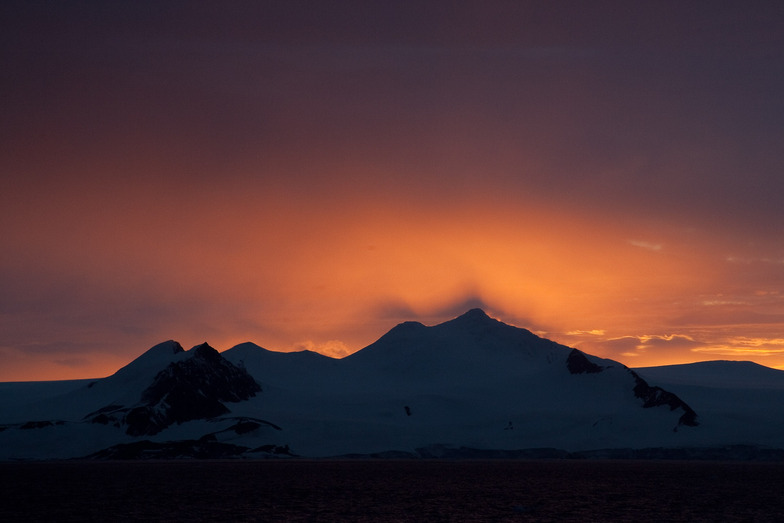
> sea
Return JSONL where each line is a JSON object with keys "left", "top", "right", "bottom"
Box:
{"left": 2, "top": 459, "right": 783, "bottom": 521}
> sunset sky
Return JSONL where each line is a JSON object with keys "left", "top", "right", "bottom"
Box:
{"left": 3, "top": 1, "right": 784, "bottom": 381}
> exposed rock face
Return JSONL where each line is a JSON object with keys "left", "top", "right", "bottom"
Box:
{"left": 86, "top": 439, "right": 252, "bottom": 460}
{"left": 88, "top": 343, "right": 261, "bottom": 436}
{"left": 125, "top": 343, "right": 261, "bottom": 436}
{"left": 86, "top": 438, "right": 295, "bottom": 460}
{"left": 566, "top": 349, "right": 604, "bottom": 374}
{"left": 566, "top": 349, "right": 698, "bottom": 427}
{"left": 630, "top": 370, "right": 699, "bottom": 427}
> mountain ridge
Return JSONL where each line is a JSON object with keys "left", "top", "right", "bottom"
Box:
{"left": 1, "top": 309, "right": 783, "bottom": 459}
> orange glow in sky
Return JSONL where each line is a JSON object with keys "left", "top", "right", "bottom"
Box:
{"left": 2, "top": 3, "right": 784, "bottom": 381}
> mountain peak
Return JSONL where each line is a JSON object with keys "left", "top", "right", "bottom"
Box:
{"left": 108, "top": 340, "right": 185, "bottom": 381}
{"left": 445, "top": 308, "right": 502, "bottom": 330}
{"left": 190, "top": 342, "right": 220, "bottom": 361}
{"left": 149, "top": 340, "right": 185, "bottom": 356}
{"left": 461, "top": 308, "right": 490, "bottom": 319}
{"left": 120, "top": 343, "right": 261, "bottom": 436}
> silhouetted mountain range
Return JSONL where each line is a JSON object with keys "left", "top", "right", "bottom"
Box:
{"left": 1, "top": 309, "right": 783, "bottom": 460}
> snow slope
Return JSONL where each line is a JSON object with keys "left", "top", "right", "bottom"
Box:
{"left": 220, "top": 309, "right": 698, "bottom": 456}
{"left": 635, "top": 361, "right": 784, "bottom": 448}
{"left": 2, "top": 309, "right": 784, "bottom": 459}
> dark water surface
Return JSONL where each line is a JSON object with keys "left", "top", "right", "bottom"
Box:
{"left": 2, "top": 459, "right": 784, "bottom": 521}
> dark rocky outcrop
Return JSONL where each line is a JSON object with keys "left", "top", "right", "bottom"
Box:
{"left": 415, "top": 445, "right": 571, "bottom": 459}
{"left": 86, "top": 439, "right": 251, "bottom": 460}
{"left": 630, "top": 370, "right": 699, "bottom": 426}
{"left": 207, "top": 417, "right": 282, "bottom": 438}
{"left": 86, "top": 438, "right": 295, "bottom": 460}
{"left": 86, "top": 404, "right": 124, "bottom": 426}
{"left": 86, "top": 343, "right": 262, "bottom": 436}
{"left": 230, "top": 420, "right": 263, "bottom": 435}
{"left": 247, "top": 444, "right": 295, "bottom": 456}
{"left": 566, "top": 349, "right": 697, "bottom": 427}
{"left": 123, "top": 343, "right": 261, "bottom": 436}
{"left": 566, "top": 349, "right": 604, "bottom": 374}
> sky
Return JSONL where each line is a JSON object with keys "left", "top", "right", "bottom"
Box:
{"left": 2, "top": 1, "right": 784, "bottom": 381}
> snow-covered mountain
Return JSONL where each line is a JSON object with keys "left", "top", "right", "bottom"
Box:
{"left": 1, "top": 309, "right": 783, "bottom": 460}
